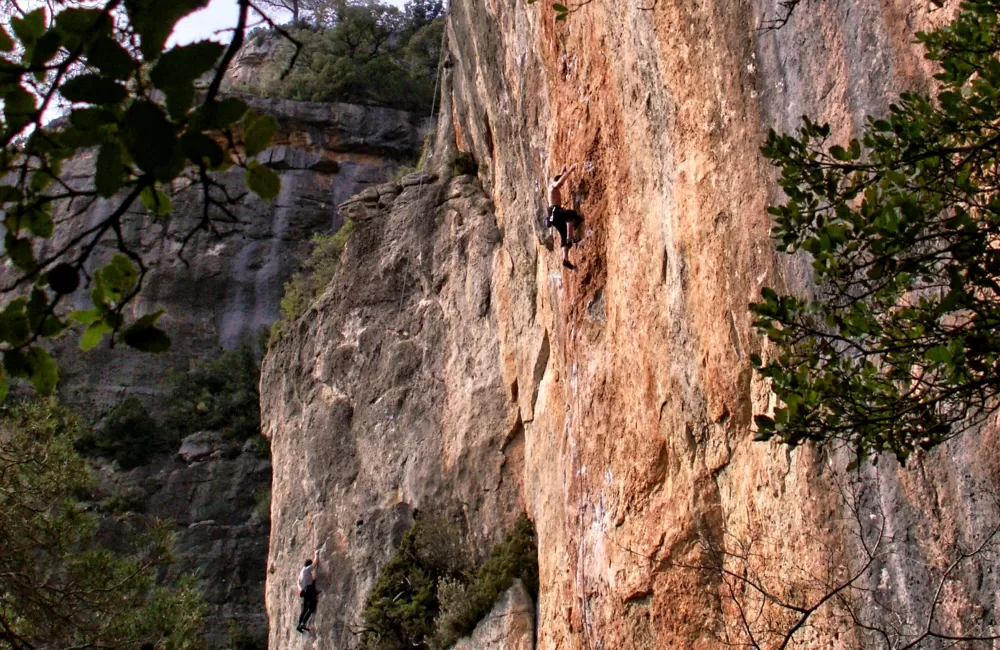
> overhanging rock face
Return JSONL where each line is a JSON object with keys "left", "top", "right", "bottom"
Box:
{"left": 262, "top": 1, "right": 1000, "bottom": 648}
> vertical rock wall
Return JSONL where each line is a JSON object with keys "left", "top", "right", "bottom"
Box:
{"left": 262, "top": 0, "right": 999, "bottom": 648}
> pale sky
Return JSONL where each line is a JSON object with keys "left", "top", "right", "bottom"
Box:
{"left": 170, "top": 0, "right": 251, "bottom": 46}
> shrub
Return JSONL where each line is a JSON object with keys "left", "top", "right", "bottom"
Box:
{"left": 253, "top": 488, "right": 271, "bottom": 522}
{"left": 361, "top": 516, "right": 465, "bottom": 650}
{"left": 361, "top": 513, "right": 539, "bottom": 650}
{"left": 77, "top": 397, "right": 175, "bottom": 470}
{"left": 163, "top": 343, "right": 261, "bottom": 442}
{"left": 101, "top": 486, "right": 147, "bottom": 515}
{"left": 277, "top": 220, "right": 357, "bottom": 326}
{"left": 450, "top": 151, "right": 478, "bottom": 177}
{"left": 432, "top": 514, "right": 538, "bottom": 648}
{"left": 230, "top": 3, "right": 444, "bottom": 114}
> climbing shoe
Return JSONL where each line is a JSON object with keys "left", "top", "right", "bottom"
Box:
{"left": 562, "top": 260, "right": 576, "bottom": 270}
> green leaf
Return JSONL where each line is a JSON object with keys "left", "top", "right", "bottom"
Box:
{"left": 96, "top": 254, "right": 138, "bottom": 299}
{"left": 60, "top": 74, "right": 127, "bottom": 105}
{"left": 80, "top": 319, "right": 112, "bottom": 351}
{"left": 25, "top": 346, "right": 57, "bottom": 395}
{"left": 94, "top": 140, "right": 125, "bottom": 198}
{"left": 11, "top": 8, "right": 46, "bottom": 49}
{"left": 54, "top": 8, "right": 109, "bottom": 51}
{"left": 150, "top": 40, "right": 225, "bottom": 89}
{"left": 243, "top": 112, "right": 279, "bottom": 157}
{"left": 69, "top": 107, "right": 117, "bottom": 131}
{"left": 69, "top": 309, "right": 103, "bottom": 325}
{"left": 140, "top": 186, "right": 172, "bottom": 215}
{"left": 0, "top": 27, "right": 13, "bottom": 52}
{"left": 5, "top": 233, "right": 35, "bottom": 272}
{"left": 86, "top": 37, "right": 135, "bottom": 80}
{"left": 26, "top": 206, "right": 53, "bottom": 238}
{"left": 95, "top": 141, "right": 124, "bottom": 197}
{"left": 180, "top": 131, "right": 224, "bottom": 167}
{"left": 3, "top": 349, "right": 29, "bottom": 378}
{"left": 29, "top": 30, "right": 61, "bottom": 80}
{"left": 925, "top": 346, "right": 951, "bottom": 363}
{"left": 4, "top": 86, "right": 37, "bottom": 132}
{"left": 122, "top": 101, "right": 180, "bottom": 179}
{"left": 552, "top": 2, "right": 568, "bottom": 10}
{"left": 164, "top": 84, "right": 196, "bottom": 119}
{"left": 194, "top": 97, "right": 247, "bottom": 130}
{"left": 123, "top": 310, "right": 171, "bottom": 353}
{"left": 245, "top": 162, "right": 281, "bottom": 200}
{"left": 124, "top": 0, "right": 209, "bottom": 59}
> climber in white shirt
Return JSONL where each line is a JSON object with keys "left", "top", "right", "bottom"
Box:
{"left": 296, "top": 559, "right": 318, "bottom": 633}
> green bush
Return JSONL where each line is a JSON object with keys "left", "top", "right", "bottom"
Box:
{"left": 101, "top": 486, "right": 147, "bottom": 515}
{"left": 78, "top": 397, "right": 175, "bottom": 470}
{"left": 277, "top": 220, "right": 357, "bottom": 326}
{"left": 163, "top": 344, "right": 261, "bottom": 442}
{"left": 361, "top": 516, "right": 465, "bottom": 650}
{"left": 230, "top": 1, "right": 444, "bottom": 113}
{"left": 432, "top": 514, "right": 538, "bottom": 648}
{"left": 253, "top": 488, "right": 271, "bottom": 522}
{"left": 450, "top": 151, "right": 478, "bottom": 177}
{"left": 361, "top": 513, "right": 538, "bottom": 650}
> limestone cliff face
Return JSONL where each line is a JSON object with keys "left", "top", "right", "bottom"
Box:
{"left": 262, "top": 1, "right": 999, "bottom": 648}
{"left": 54, "top": 97, "right": 427, "bottom": 412}
{"left": 31, "top": 99, "right": 426, "bottom": 647}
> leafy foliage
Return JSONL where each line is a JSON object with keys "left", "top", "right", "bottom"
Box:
{"left": 163, "top": 343, "right": 262, "bottom": 442}
{"left": 432, "top": 514, "right": 538, "bottom": 649}
{"left": 231, "top": 0, "right": 444, "bottom": 113}
{"left": 361, "top": 514, "right": 538, "bottom": 650}
{"left": 77, "top": 395, "right": 175, "bottom": 469}
{"left": 450, "top": 151, "right": 478, "bottom": 177}
{"left": 277, "top": 220, "right": 357, "bottom": 327}
{"left": 361, "top": 519, "right": 448, "bottom": 650}
{"left": 0, "top": 400, "right": 205, "bottom": 649}
{"left": 0, "top": 0, "right": 282, "bottom": 397}
{"left": 751, "top": 0, "right": 1000, "bottom": 463}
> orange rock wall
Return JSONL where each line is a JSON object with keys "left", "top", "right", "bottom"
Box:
{"left": 446, "top": 0, "right": 996, "bottom": 647}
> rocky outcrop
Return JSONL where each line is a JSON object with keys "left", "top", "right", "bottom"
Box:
{"left": 453, "top": 581, "right": 535, "bottom": 650}
{"left": 262, "top": 1, "right": 998, "bottom": 649}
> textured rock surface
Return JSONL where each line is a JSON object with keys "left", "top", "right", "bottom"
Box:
{"left": 262, "top": 159, "right": 525, "bottom": 646}
{"left": 453, "top": 580, "right": 535, "bottom": 650}
{"left": 51, "top": 97, "right": 428, "bottom": 414}
{"left": 25, "top": 98, "right": 427, "bottom": 648}
{"left": 262, "top": 1, "right": 999, "bottom": 649}
{"left": 94, "top": 440, "right": 271, "bottom": 647}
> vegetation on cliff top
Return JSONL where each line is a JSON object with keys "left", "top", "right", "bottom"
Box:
{"left": 276, "top": 220, "right": 358, "bottom": 330}
{"left": 232, "top": 0, "right": 444, "bottom": 113}
{"left": 752, "top": 0, "right": 1000, "bottom": 463}
{"left": 0, "top": 399, "right": 205, "bottom": 648}
{"left": 0, "top": 0, "right": 282, "bottom": 398}
{"left": 361, "top": 513, "right": 538, "bottom": 650}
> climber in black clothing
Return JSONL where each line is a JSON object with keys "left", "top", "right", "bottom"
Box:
{"left": 546, "top": 163, "right": 582, "bottom": 270}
